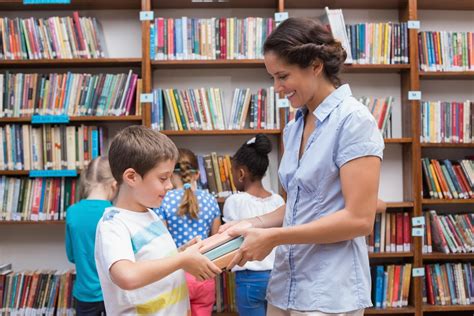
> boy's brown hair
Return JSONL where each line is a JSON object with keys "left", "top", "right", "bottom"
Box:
{"left": 108, "top": 125, "right": 178, "bottom": 184}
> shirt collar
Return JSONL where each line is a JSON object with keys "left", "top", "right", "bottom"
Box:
{"left": 295, "top": 84, "right": 352, "bottom": 122}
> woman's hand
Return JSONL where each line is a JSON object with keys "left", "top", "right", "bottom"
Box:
{"left": 218, "top": 220, "right": 249, "bottom": 233}
{"left": 227, "top": 227, "right": 278, "bottom": 269}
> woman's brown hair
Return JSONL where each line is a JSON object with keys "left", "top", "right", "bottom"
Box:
{"left": 176, "top": 148, "right": 200, "bottom": 219}
{"left": 264, "top": 17, "right": 347, "bottom": 87}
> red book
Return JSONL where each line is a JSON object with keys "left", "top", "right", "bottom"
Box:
{"left": 392, "top": 265, "right": 401, "bottom": 306}
{"left": 425, "top": 265, "right": 435, "bottom": 304}
{"left": 396, "top": 213, "right": 403, "bottom": 252}
{"left": 403, "top": 212, "right": 411, "bottom": 252}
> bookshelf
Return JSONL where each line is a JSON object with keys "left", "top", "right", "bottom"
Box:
{"left": 0, "top": 0, "right": 472, "bottom": 315}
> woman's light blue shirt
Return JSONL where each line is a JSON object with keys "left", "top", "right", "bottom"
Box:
{"left": 267, "top": 84, "right": 384, "bottom": 313}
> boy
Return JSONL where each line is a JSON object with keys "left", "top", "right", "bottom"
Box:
{"left": 95, "top": 126, "right": 221, "bottom": 315}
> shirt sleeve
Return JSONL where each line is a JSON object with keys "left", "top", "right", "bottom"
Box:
{"left": 222, "top": 196, "right": 238, "bottom": 223}
{"left": 96, "top": 218, "right": 135, "bottom": 271}
{"left": 65, "top": 221, "right": 74, "bottom": 263}
{"left": 334, "top": 108, "right": 384, "bottom": 169}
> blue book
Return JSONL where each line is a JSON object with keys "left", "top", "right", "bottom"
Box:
{"left": 203, "top": 236, "right": 244, "bottom": 261}
{"left": 375, "top": 265, "right": 384, "bottom": 307}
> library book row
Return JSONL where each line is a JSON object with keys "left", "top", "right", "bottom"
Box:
{"left": 0, "top": 71, "right": 141, "bottom": 118}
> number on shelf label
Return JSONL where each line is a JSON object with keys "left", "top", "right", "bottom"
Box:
{"left": 277, "top": 98, "right": 290, "bottom": 108}
{"left": 140, "top": 93, "right": 153, "bottom": 103}
{"left": 412, "top": 216, "right": 425, "bottom": 226}
{"left": 140, "top": 11, "right": 154, "bottom": 21}
{"left": 408, "top": 91, "right": 421, "bottom": 100}
{"left": 412, "top": 227, "right": 424, "bottom": 237}
{"left": 412, "top": 268, "right": 425, "bottom": 277}
{"left": 407, "top": 20, "right": 420, "bottom": 29}
{"left": 274, "top": 12, "right": 289, "bottom": 23}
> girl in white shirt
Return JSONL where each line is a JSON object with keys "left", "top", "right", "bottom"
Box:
{"left": 223, "top": 134, "right": 284, "bottom": 316}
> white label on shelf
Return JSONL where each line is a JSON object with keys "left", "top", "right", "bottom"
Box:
{"left": 412, "top": 216, "right": 425, "bottom": 226}
{"left": 408, "top": 91, "right": 421, "bottom": 100}
{"left": 407, "top": 20, "right": 420, "bottom": 29}
{"left": 140, "top": 93, "right": 153, "bottom": 103}
{"left": 139, "top": 11, "right": 154, "bottom": 21}
{"left": 274, "top": 12, "right": 289, "bottom": 23}
{"left": 412, "top": 267, "right": 425, "bottom": 277}
{"left": 277, "top": 98, "right": 290, "bottom": 108}
{"left": 412, "top": 227, "right": 424, "bottom": 237}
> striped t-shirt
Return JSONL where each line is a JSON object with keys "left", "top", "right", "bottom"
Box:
{"left": 95, "top": 207, "right": 189, "bottom": 315}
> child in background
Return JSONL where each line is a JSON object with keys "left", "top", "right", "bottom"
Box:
{"left": 157, "top": 148, "right": 221, "bottom": 316}
{"left": 223, "top": 134, "right": 284, "bottom": 316}
{"left": 94, "top": 126, "right": 220, "bottom": 316}
{"left": 65, "top": 156, "right": 117, "bottom": 316}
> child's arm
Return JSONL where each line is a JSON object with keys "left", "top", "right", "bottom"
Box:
{"left": 109, "top": 244, "right": 221, "bottom": 290}
{"left": 65, "top": 223, "right": 75, "bottom": 263}
{"left": 210, "top": 217, "right": 221, "bottom": 236}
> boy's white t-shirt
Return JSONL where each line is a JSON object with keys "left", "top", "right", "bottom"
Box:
{"left": 223, "top": 192, "right": 285, "bottom": 272}
{"left": 95, "top": 207, "right": 189, "bottom": 316}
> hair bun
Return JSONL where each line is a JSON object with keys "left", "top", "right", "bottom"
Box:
{"left": 252, "top": 134, "right": 272, "bottom": 155}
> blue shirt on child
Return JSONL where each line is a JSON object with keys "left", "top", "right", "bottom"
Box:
{"left": 156, "top": 189, "right": 221, "bottom": 248}
{"left": 65, "top": 199, "right": 112, "bottom": 302}
{"left": 267, "top": 84, "right": 384, "bottom": 313}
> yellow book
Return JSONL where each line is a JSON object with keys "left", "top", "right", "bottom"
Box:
{"left": 429, "top": 163, "right": 443, "bottom": 198}
{"left": 168, "top": 89, "right": 183, "bottom": 130}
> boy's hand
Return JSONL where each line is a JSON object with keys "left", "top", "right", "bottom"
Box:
{"left": 180, "top": 243, "right": 221, "bottom": 281}
{"left": 178, "top": 236, "right": 201, "bottom": 252}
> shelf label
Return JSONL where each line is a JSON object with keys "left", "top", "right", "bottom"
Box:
{"left": 408, "top": 91, "right": 421, "bottom": 100}
{"left": 274, "top": 12, "right": 289, "bottom": 23}
{"left": 29, "top": 170, "right": 78, "bottom": 178}
{"left": 412, "top": 216, "right": 425, "bottom": 226}
{"left": 412, "top": 227, "right": 424, "bottom": 237}
{"left": 412, "top": 267, "right": 425, "bottom": 277}
{"left": 140, "top": 93, "right": 153, "bottom": 103}
{"left": 277, "top": 98, "right": 290, "bottom": 108}
{"left": 140, "top": 11, "right": 154, "bottom": 21}
{"left": 407, "top": 20, "right": 420, "bottom": 29}
{"left": 24, "top": 0, "right": 71, "bottom": 3}
{"left": 31, "top": 114, "right": 70, "bottom": 124}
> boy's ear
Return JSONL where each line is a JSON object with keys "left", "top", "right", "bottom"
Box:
{"left": 122, "top": 168, "right": 139, "bottom": 186}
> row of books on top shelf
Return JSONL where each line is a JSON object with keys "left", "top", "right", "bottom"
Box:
{"left": 418, "top": 31, "right": 474, "bottom": 72}
{"left": 423, "top": 263, "right": 473, "bottom": 306}
{"left": 151, "top": 87, "right": 280, "bottom": 131}
{"left": 421, "top": 158, "right": 474, "bottom": 200}
{"left": 345, "top": 22, "right": 409, "bottom": 65}
{"left": 0, "top": 124, "right": 107, "bottom": 171}
{"left": 367, "top": 212, "right": 411, "bottom": 254}
{"left": 0, "top": 13, "right": 105, "bottom": 60}
{"left": 423, "top": 210, "right": 473, "bottom": 254}
{"left": 150, "top": 17, "right": 274, "bottom": 61}
{"left": 0, "top": 71, "right": 142, "bottom": 118}
{"left": 371, "top": 264, "right": 412, "bottom": 309}
{"left": 0, "top": 177, "right": 79, "bottom": 221}
{"left": 421, "top": 101, "right": 473, "bottom": 144}
{"left": 0, "top": 264, "right": 75, "bottom": 315}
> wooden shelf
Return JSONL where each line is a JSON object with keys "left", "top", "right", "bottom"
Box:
{"left": 152, "top": 59, "right": 265, "bottom": 69}
{"left": 419, "top": 71, "right": 474, "bottom": 80}
{"left": 153, "top": 0, "right": 278, "bottom": 9}
{"left": 0, "top": 58, "right": 142, "bottom": 69}
{"left": 0, "top": 170, "right": 29, "bottom": 176}
{"left": 387, "top": 202, "right": 414, "bottom": 208}
{"left": 421, "top": 143, "right": 474, "bottom": 148}
{"left": 344, "top": 64, "right": 411, "bottom": 73}
{"left": 422, "top": 199, "right": 474, "bottom": 205}
{"left": 417, "top": 0, "right": 474, "bottom": 10}
{"left": 0, "top": 0, "right": 142, "bottom": 10}
{"left": 0, "top": 220, "right": 65, "bottom": 225}
{"left": 369, "top": 252, "right": 414, "bottom": 259}
{"left": 385, "top": 138, "right": 412, "bottom": 144}
{"left": 365, "top": 307, "right": 416, "bottom": 314}
{"left": 161, "top": 129, "right": 282, "bottom": 136}
{"left": 423, "top": 304, "right": 474, "bottom": 312}
{"left": 0, "top": 116, "right": 143, "bottom": 124}
{"left": 284, "top": 0, "right": 409, "bottom": 9}
{"left": 423, "top": 253, "right": 474, "bottom": 261}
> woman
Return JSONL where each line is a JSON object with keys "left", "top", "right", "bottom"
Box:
{"left": 221, "top": 17, "right": 384, "bottom": 315}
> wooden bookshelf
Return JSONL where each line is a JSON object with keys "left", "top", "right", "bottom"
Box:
{"left": 423, "top": 305, "right": 474, "bottom": 312}
{"left": 343, "top": 64, "right": 411, "bottom": 73}
{"left": 0, "top": 116, "right": 143, "bottom": 124}
{"left": 385, "top": 138, "right": 413, "bottom": 144}
{"left": 161, "top": 129, "right": 282, "bottom": 136}
{"left": 369, "top": 252, "right": 414, "bottom": 259}
{"left": 386, "top": 202, "right": 415, "bottom": 208}
{"left": 419, "top": 71, "right": 474, "bottom": 80}
{"left": 0, "top": 58, "right": 142, "bottom": 69}
{"left": 420, "top": 143, "right": 474, "bottom": 148}
{"left": 0, "top": 220, "right": 65, "bottom": 225}
{"left": 152, "top": 59, "right": 265, "bottom": 69}
{"left": 365, "top": 307, "right": 416, "bottom": 314}
{"left": 0, "top": 170, "right": 29, "bottom": 176}
{"left": 423, "top": 253, "right": 474, "bottom": 261}
{"left": 417, "top": 0, "right": 474, "bottom": 10}
{"left": 421, "top": 199, "right": 474, "bottom": 205}
{"left": 0, "top": 0, "right": 142, "bottom": 10}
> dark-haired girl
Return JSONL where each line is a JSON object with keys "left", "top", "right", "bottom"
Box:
{"left": 220, "top": 17, "right": 384, "bottom": 315}
{"left": 223, "top": 134, "right": 284, "bottom": 316}
{"left": 157, "top": 148, "right": 221, "bottom": 316}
